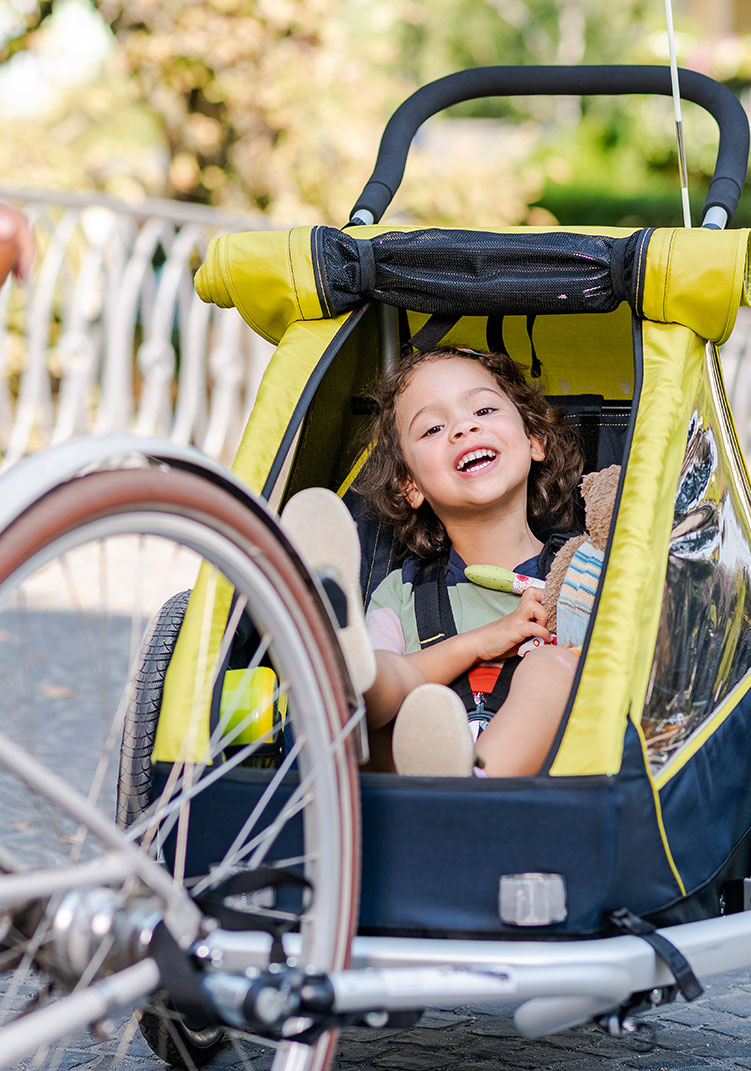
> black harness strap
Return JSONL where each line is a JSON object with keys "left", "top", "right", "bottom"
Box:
{"left": 486, "top": 314, "right": 507, "bottom": 354}
{"left": 403, "top": 313, "right": 460, "bottom": 355}
{"left": 610, "top": 908, "right": 704, "bottom": 1002}
{"left": 413, "top": 554, "right": 517, "bottom": 717}
{"left": 412, "top": 554, "right": 451, "bottom": 648}
{"left": 475, "top": 656, "right": 521, "bottom": 716}
{"left": 578, "top": 407, "right": 602, "bottom": 474}
{"left": 526, "top": 314, "right": 543, "bottom": 379}
{"left": 538, "top": 529, "right": 581, "bottom": 574}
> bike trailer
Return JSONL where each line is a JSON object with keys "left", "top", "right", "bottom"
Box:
{"left": 151, "top": 66, "right": 751, "bottom": 941}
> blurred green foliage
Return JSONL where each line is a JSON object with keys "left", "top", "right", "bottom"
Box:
{"left": 1, "top": 0, "right": 749, "bottom": 227}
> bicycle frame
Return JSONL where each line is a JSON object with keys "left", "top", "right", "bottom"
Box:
{"left": 195, "top": 909, "right": 751, "bottom": 1038}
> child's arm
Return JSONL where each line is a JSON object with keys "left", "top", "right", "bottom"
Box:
{"left": 365, "top": 588, "right": 549, "bottom": 729}
{"left": 405, "top": 586, "right": 549, "bottom": 686}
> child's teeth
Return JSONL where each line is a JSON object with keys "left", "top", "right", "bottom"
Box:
{"left": 458, "top": 449, "right": 496, "bottom": 471}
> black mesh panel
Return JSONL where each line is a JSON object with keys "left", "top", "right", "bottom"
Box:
{"left": 313, "top": 226, "right": 648, "bottom": 319}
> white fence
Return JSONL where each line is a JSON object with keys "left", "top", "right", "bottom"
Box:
{"left": 0, "top": 186, "right": 274, "bottom": 469}
{"left": 1, "top": 185, "right": 750, "bottom": 468}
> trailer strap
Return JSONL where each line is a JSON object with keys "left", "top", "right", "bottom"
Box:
{"left": 150, "top": 920, "right": 219, "bottom": 1026}
{"left": 609, "top": 907, "right": 704, "bottom": 1001}
{"left": 194, "top": 866, "right": 313, "bottom": 964}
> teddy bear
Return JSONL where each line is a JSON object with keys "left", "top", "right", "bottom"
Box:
{"left": 543, "top": 463, "right": 621, "bottom": 644}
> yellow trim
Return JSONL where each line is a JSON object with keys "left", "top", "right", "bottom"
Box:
{"left": 632, "top": 716, "right": 686, "bottom": 895}
{"left": 194, "top": 227, "right": 323, "bottom": 345}
{"left": 337, "top": 441, "right": 374, "bottom": 498}
{"left": 290, "top": 227, "right": 324, "bottom": 322}
{"left": 653, "top": 669, "right": 751, "bottom": 791}
{"left": 231, "top": 318, "right": 349, "bottom": 496}
{"left": 707, "top": 338, "right": 751, "bottom": 544}
{"left": 551, "top": 323, "right": 705, "bottom": 775}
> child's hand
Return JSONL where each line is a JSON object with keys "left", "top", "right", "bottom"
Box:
{"left": 0, "top": 205, "right": 34, "bottom": 285}
{"left": 472, "top": 587, "right": 550, "bottom": 662}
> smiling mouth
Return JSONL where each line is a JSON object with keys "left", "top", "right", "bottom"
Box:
{"left": 456, "top": 448, "right": 498, "bottom": 473}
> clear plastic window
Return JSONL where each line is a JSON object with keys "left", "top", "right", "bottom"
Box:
{"left": 643, "top": 356, "right": 751, "bottom": 772}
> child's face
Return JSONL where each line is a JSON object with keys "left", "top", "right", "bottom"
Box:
{"left": 395, "top": 357, "right": 544, "bottom": 523}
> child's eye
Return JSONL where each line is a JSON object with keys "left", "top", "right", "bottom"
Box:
{"left": 422, "top": 424, "right": 443, "bottom": 437}
{"left": 476, "top": 406, "right": 496, "bottom": 416}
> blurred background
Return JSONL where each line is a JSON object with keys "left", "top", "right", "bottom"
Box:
{"left": 1, "top": 0, "right": 749, "bottom": 228}
{"left": 0, "top": 0, "right": 749, "bottom": 466}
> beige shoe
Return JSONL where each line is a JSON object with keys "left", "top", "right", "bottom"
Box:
{"left": 392, "top": 683, "right": 476, "bottom": 777}
{"left": 280, "top": 487, "right": 376, "bottom": 694}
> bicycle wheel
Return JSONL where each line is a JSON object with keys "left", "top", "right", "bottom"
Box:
{"left": 0, "top": 463, "right": 361, "bottom": 1071}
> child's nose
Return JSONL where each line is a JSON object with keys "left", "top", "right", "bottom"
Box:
{"left": 450, "top": 416, "right": 481, "bottom": 440}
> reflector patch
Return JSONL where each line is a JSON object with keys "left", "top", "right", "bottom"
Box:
{"left": 499, "top": 873, "right": 567, "bottom": 926}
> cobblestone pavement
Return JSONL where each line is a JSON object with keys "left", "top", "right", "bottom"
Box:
{"left": 45, "top": 966, "right": 751, "bottom": 1070}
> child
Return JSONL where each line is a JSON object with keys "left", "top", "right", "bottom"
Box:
{"left": 283, "top": 346, "right": 584, "bottom": 777}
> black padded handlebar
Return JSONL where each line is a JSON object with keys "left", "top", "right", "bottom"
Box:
{"left": 350, "top": 65, "right": 749, "bottom": 226}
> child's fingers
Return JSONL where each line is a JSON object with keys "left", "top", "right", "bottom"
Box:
{"left": 518, "top": 597, "right": 548, "bottom": 626}
{"left": 504, "top": 620, "right": 551, "bottom": 657}
{"left": 521, "top": 620, "right": 550, "bottom": 642}
{"left": 506, "top": 616, "right": 550, "bottom": 643}
{"left": 519, "top": 586, "right": 544, "bottom": 606}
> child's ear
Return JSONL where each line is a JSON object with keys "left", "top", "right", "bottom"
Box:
{"left": 529, "top": 436, "right": 545, "bottom": 462}
{"left": 403, "top": 480, "right": 424, "bottom": 510}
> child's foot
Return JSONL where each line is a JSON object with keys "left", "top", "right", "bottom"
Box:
{"left": 280, "top": 487, "right": 376, "bottom": 694}
{"left": 392, "top": 683, "right": 476, "bottom": 777}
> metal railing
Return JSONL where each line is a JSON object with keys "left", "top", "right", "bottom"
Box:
{"left": 0, "top": 186, "right": 275, "bottom": 469}
{"left": 1, "top": 186, "right": 750, "bottom": 467}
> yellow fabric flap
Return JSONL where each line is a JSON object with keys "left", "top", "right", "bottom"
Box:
{"left": 642, "top": 228, "right": 751, "bottom": 344}
{"left": 194, "top": 227, "right": 322, "bottom": 344}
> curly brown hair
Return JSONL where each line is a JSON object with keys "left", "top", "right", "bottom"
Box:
{"left": 355, "top": 347, "right": 584, "bottom": 558}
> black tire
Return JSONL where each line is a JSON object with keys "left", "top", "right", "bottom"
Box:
{"left": 117, "top": 588, "right": 226, "bottom": 1067}
{"left": 117, "top": 589, "right": 191, "bottom": 831}
{"left": 137, "top": 1005, "right": 226, "bottom": 1069}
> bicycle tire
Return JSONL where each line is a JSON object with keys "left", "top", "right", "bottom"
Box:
{"left": 117, "top": 588, "right": 191, "bottom": 832}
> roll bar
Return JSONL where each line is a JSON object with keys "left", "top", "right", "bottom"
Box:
{"left": 349, "top": 65, "right": 750, "bottom": 229}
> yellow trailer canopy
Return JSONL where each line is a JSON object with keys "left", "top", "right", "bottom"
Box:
{"left": 195, "top": 225, "right": 751, "bottom": 346}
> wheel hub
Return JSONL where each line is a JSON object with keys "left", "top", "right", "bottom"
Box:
{"left": 50, "top": 887, "right": 164, "bottom": 980}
